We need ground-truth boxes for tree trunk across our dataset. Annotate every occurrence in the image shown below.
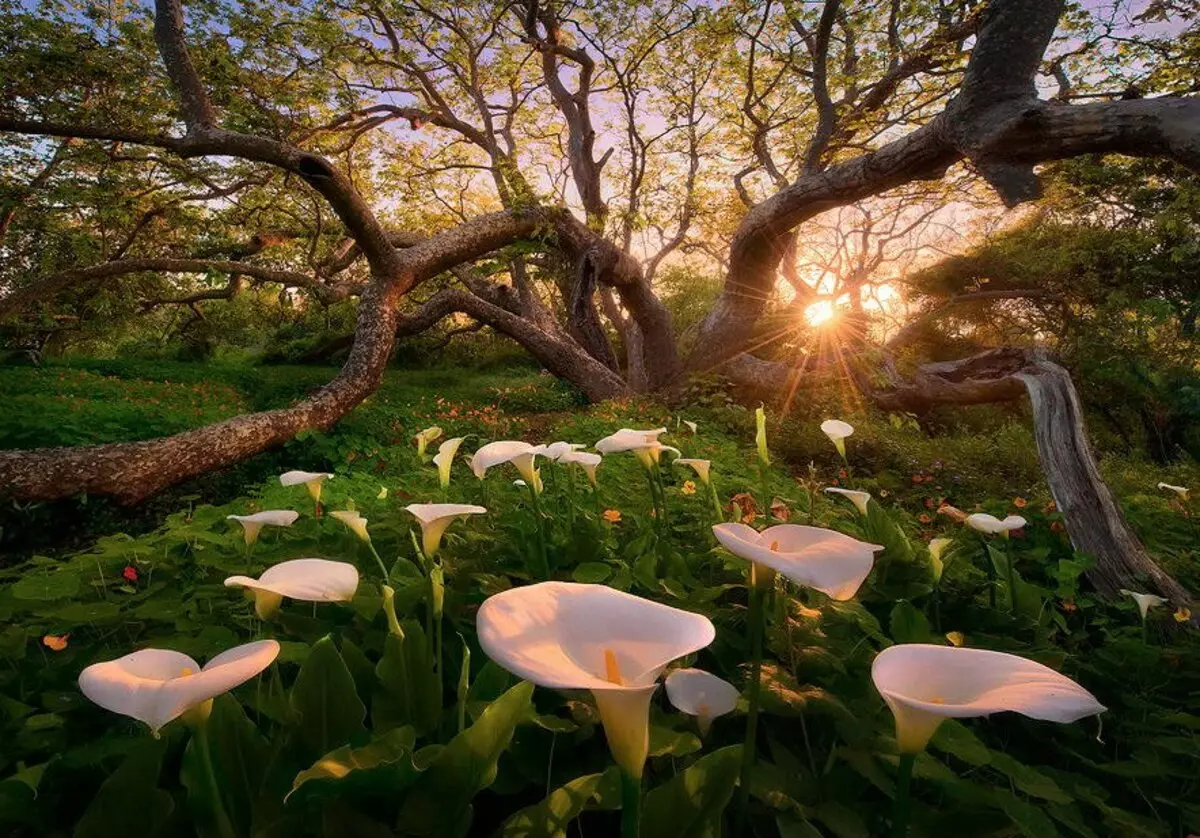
[0,278,404,504]
[1017,359,1194,609]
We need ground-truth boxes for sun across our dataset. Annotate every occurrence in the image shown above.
[804,300,836,327]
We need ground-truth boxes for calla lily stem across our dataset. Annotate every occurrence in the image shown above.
[366,540,390,582]
[195,723,237,838]
[892,752,916,838]
[527,483,551,578]
[737,575,767,835]
[619,770,642,838]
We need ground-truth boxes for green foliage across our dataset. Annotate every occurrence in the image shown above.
[0,363,1197,837]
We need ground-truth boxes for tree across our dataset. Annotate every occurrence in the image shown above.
[1,0,1198,607]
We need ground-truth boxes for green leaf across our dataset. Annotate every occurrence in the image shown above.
[290,635,367,755]
[289,727,417,801]
[373,621,442,737]
[572,562,613,583]
[498,772,605,838]
[640,744,741,838]
[397,680,534,836]
[888,601,932,643]
[11,571,80,601]
[181,695,275,837]
[930,720,990,767]
[75,737,174,838]
[648,725,702,758]
[989,752,1072,803]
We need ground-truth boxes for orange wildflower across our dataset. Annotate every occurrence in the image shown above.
[602,509,622,523]
[43,634,69,652]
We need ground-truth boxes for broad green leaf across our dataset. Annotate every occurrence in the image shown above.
[988,752,1072,803]
[11,571,80,601]
[571,561,612,583]
[289,727,417,801]
[640,744,741,838]
[373,621,442,737]
[648,725,702,758]
[994,789,1060,838]
[290,635,366,755]
[931,720,990,767]
[75,737,174,838]
[397,680,534,836]
[498,772,604,838]
[182,695,275,838]
[888,601,931,643]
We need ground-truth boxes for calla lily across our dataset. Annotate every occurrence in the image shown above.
[377,486,389,500]
[331,509,371,543]
[871,643,1105,754]
[226,510,299,546]
[280,470,333,503]
[1120,589,1168,622]
[713,523,883,600]
[79,640,280,733]
[755,407,770,465]
[225,558,360,619]
[433,437,466,489]
[928,538,954,583]
[674,458,711,485]
[558,450,602,486]
[472,441,546,493]
[964,513,1026,536]
[414,426,443,457]
[405,503,487,558]
[683,420,698,435]
[595,428,678,469]
[665,668,739,735]
[820,419,854,458]
[1157,482,1190,501]
[824,487,871,516]
[543,441,585,461]
[477,581,715,778]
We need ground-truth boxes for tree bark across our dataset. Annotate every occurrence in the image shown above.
[1016,360,1194,609]
[0,278,404,503]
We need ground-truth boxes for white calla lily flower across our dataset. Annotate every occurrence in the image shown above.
[471,441,547,493]
[872,643,1105,754]
[1157,482,1190,501]
[665,668,739,735]
[331,509,371,543]
[683,420,698,435]
[543,441,585,461]
[279,470,333,503]
[414,426,443,457]
[433,437,466,489]
[674,458,711,485]
[404,503,487,558]
[1120,589,1169,622]
[558,450,602,486]
[225,558,360,619]
[820,419,854,458]
[595,428,668,454]
[595,428,678,469]
[713,523,883,600]
[824,486,871,516]
[477,581,715,778]
[226,510,299,546]
[964,513,1026,536]
[79,640,280,733]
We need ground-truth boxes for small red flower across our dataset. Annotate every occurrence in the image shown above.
[122,565,139,583]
